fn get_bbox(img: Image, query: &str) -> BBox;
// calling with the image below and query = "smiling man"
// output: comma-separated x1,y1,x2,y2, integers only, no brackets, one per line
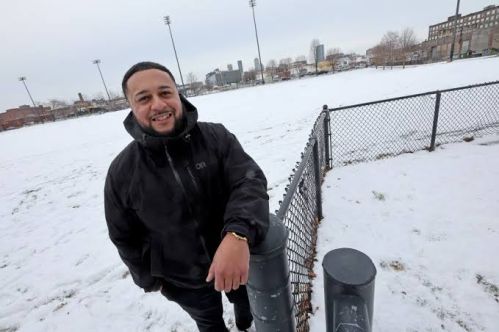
104,62,269,331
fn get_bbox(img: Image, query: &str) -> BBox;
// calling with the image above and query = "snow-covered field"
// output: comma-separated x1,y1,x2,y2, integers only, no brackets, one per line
309,134,499,331
1,57,498,331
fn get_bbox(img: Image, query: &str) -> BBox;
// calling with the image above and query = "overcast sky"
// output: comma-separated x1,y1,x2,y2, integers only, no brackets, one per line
0,0,496,111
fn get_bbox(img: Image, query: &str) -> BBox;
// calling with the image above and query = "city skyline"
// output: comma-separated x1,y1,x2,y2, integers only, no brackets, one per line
0,0,496,111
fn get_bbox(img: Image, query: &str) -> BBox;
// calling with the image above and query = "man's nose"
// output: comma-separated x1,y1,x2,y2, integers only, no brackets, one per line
151,95,167,110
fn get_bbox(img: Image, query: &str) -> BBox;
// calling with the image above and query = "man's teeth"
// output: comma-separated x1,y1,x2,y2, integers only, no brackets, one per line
153,112,172,121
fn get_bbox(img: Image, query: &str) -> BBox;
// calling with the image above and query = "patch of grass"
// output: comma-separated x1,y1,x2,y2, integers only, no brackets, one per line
372,190,386,201
379,259,406,272
476,274,499,303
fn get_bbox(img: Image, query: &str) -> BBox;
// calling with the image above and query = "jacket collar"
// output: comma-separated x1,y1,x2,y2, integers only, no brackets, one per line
123,94,198,148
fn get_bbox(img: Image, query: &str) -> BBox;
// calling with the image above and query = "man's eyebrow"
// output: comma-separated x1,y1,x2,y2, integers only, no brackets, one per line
134,85,173,98
134,89,149,97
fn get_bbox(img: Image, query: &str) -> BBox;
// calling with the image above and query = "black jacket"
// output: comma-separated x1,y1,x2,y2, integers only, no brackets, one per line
104,96,269,290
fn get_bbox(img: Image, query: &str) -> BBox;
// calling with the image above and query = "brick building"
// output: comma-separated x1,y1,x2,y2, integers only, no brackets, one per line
425,5,499,60
0,105,53,131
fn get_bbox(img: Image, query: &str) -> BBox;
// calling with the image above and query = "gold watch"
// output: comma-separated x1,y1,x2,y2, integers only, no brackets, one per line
228,231,248,242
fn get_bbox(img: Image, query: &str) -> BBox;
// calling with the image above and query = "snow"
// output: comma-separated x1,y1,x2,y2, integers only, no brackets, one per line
1,56,498,331
309,134,499,331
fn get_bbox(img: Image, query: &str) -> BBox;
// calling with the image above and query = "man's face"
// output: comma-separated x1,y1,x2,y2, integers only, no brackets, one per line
126,69,183,135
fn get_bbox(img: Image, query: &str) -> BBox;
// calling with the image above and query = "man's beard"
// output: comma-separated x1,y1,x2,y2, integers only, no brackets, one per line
141,111,186,137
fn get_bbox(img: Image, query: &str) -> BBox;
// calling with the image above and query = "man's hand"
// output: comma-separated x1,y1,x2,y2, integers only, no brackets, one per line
206,233,250,292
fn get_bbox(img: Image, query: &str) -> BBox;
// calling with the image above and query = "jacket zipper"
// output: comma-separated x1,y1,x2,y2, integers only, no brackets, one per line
164,145,212,263
186,165,200,193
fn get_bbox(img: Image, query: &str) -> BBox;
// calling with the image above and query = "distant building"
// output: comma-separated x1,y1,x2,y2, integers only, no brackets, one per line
237,60,243,74
227,64,233,71
0,105,53,130
254,57,262,71
205,68,242,86
315,44,325,62
425,5,499,60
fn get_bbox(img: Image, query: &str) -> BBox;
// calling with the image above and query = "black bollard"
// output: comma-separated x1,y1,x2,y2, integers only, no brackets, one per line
322,248,376,332
247,214,296,332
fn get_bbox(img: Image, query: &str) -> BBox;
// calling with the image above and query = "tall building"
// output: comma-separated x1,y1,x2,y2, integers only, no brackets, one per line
426,5,499,60
254,57,262,71
315,44,325,62
237,60,243,74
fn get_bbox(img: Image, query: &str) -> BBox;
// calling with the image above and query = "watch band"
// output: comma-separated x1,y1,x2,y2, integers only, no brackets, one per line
228,231,248,242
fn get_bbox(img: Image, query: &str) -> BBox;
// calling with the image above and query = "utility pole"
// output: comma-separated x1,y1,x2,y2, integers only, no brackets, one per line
92,59,111,101
18,76,36,107
449,0,461,62
249,0,265,84
164,16,186,92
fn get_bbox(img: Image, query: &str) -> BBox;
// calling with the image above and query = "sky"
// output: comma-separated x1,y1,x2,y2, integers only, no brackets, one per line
0,0,497,111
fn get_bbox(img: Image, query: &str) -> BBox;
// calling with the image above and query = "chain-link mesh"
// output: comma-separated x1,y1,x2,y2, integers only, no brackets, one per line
329,81,499,167
275,111,329,332
436,83,499,145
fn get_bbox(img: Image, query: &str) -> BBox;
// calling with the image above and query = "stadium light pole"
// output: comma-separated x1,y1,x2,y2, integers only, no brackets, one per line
92,59,111,101
449,0,461,62
18,76,36,107
249,0,265,84
164,15,186,91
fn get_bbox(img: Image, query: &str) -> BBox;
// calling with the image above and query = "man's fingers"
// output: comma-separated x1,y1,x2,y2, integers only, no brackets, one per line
232,278,240,291
215,272,225,292
240,270,249,285
224,276,232,292
206,265,214,283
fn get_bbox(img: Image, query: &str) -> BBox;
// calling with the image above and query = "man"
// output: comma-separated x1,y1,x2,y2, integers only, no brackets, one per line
104,61,269,331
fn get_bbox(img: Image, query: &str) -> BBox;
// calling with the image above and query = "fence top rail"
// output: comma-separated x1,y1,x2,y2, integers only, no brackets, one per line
328,79,499,112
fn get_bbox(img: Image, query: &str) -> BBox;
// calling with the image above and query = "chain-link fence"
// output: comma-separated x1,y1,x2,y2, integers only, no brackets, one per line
275,111,330,332
275,80,498,331
328,80,499,167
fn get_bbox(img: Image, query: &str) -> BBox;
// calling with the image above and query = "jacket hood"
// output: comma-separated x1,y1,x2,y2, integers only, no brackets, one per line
123,94,198,148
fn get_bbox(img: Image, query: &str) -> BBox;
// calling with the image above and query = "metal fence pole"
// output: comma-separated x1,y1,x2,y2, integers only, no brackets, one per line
322,105,332,170
322,248,376,332
313,139,323,220
247,214,296,332
429,91,442,152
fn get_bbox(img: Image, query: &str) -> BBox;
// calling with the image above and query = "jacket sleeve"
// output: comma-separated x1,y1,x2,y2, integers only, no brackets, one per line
219,126,269,246
104,171,158,291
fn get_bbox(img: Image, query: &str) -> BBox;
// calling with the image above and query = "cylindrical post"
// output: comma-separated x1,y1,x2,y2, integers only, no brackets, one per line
312,139,323,220
247,214,296,332
429,91,442,152
322,248,376,332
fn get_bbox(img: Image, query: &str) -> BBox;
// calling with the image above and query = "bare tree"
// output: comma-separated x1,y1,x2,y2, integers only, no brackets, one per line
278,58,292,79
369,44,388,68
399,28,418,68
266,59,277,79
108,90,124,100
243,70,257,83
326,48,342,72
381,31,400,68
187,72,198,85
48,99,68,109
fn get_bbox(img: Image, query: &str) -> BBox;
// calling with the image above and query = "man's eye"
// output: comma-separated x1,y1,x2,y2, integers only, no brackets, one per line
138,96,149,102
161,91,170,97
